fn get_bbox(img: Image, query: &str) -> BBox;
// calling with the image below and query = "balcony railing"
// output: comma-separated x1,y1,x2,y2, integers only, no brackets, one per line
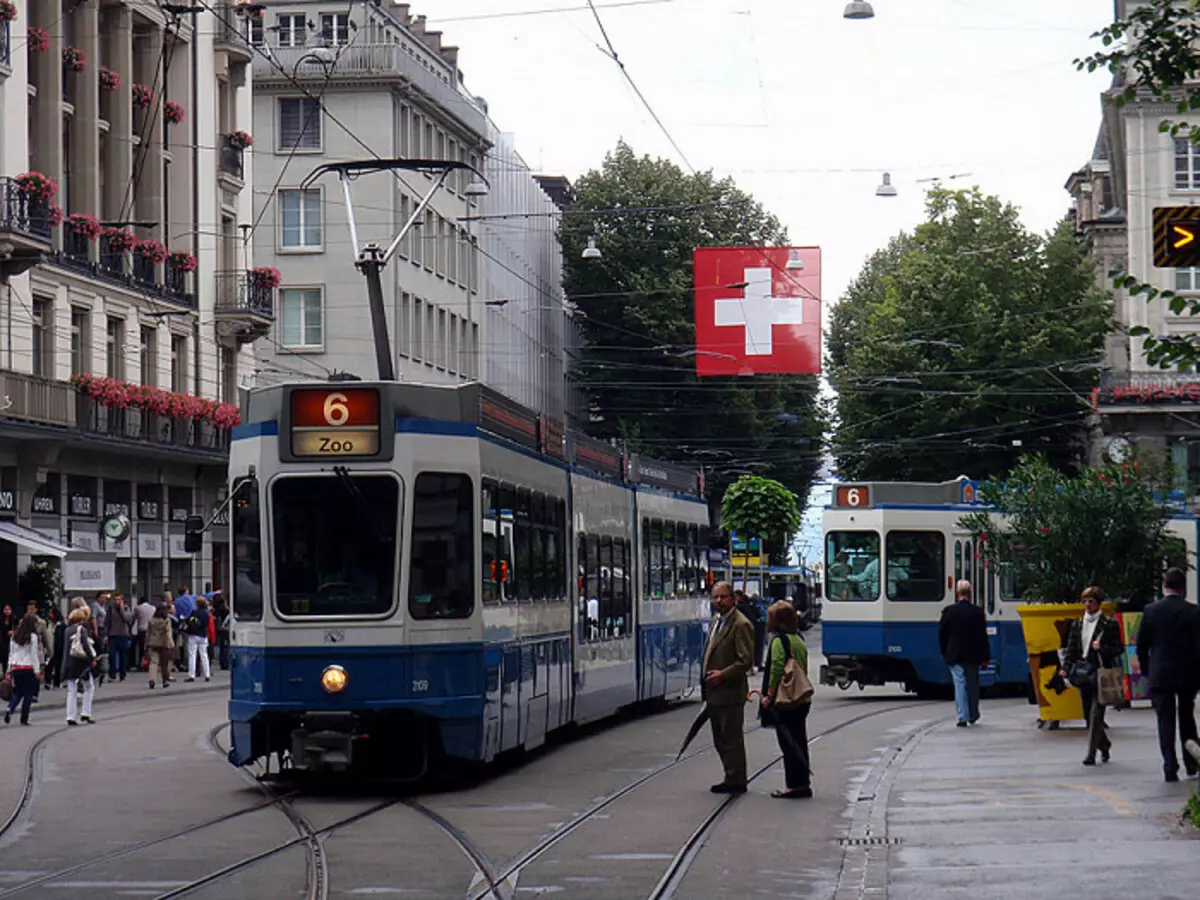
213,1,255,58
1095,370,1200,407
254,44,486,136
219,134,244,180
0,370,74,427
215,270,275,319
0,177,53,242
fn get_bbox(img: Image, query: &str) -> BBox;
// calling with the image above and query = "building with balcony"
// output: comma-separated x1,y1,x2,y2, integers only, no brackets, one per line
0,1,266,599
250,2,578,422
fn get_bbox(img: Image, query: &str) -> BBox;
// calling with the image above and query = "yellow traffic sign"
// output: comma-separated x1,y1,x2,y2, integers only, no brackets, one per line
1154,206,1200,267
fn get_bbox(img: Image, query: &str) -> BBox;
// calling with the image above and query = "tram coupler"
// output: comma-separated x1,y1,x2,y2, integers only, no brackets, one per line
290,712,358,772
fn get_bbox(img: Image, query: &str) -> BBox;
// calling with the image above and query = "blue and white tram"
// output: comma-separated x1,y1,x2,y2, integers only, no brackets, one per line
819,479,1199,695
224,381,711,773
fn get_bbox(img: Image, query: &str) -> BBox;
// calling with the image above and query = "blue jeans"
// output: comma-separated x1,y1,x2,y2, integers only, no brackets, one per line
949,663,980,723
108,635,130,678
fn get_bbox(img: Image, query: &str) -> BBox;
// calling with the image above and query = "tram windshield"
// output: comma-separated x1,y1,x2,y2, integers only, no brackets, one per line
825,532,880,601
272,474,400,617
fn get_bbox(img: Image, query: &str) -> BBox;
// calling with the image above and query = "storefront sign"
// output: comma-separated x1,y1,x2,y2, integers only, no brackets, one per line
168,533,191,559
69,525,100,552
0,490,16,513
171,507,191,523
105,501,131,517
107,533,132,558
137,530,163,559
69,494,93,516
63,555,116,592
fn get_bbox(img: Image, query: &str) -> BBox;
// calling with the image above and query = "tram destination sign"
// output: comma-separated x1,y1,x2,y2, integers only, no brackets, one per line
290,388,382,458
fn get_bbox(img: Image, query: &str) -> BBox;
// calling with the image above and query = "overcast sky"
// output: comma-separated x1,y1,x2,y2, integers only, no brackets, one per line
424,0,1118,566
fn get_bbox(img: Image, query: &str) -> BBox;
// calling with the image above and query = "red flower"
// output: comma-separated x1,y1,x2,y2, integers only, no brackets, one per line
28,27,49,54
99,67,121,93
132,83,155,110
135,239,168,264
164,100,186,125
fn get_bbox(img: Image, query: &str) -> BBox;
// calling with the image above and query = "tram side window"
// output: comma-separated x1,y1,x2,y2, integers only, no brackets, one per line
578,534,590,642
232,479,263,621
825,532,880,601
663,521,676,599
687,525,700,595
498,484,516,602
599,536,614,635
530,494,548,601
885,531,944,602
409,473,474,620
697,526,710,590
546,500,563,603
585,534,601,638
676,524,688,597
481,480,500,605
514,489,532,602
642,519,651,601
650,520,663,598
613,538,629,622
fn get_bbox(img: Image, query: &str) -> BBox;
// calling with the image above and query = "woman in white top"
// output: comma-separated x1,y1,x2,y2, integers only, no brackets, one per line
4,614,44,725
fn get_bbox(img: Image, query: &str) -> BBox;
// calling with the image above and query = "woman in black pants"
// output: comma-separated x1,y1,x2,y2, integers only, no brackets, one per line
760,601,813,798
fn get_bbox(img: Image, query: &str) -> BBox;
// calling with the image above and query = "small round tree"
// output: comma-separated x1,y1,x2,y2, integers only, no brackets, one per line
721,475,801,593
959,453,1182,605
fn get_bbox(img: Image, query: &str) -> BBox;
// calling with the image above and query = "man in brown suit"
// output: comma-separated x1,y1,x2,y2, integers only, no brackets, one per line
703,581,755,793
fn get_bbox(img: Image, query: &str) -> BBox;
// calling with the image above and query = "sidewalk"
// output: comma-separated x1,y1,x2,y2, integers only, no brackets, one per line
876,698,1199,899
24,668,229,712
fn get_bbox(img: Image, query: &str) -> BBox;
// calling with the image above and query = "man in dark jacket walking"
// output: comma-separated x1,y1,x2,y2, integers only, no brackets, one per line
1136,567,1200,782
939,580,990,727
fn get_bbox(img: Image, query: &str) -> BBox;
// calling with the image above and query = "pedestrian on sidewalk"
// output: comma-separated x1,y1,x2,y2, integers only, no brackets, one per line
4,614,44,725
105,593,134,682
45,606,65,689
938,579,990,727
1061,586,1123,766
146,602,175,689
0,603,16,672
62,605,97,725
212,592,231,670
1136,567,1200,782
134,594,154,671
702,581,754,794
760,600,813,799
185,597,212,683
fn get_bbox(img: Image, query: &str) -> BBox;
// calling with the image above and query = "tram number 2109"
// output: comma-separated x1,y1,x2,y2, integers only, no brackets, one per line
290,388,383,458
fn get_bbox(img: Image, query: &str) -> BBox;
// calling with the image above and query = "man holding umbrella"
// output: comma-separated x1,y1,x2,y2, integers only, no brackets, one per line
702,581,755,793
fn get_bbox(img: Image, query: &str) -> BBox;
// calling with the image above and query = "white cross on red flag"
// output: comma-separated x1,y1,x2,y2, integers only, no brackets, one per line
693,246,822,376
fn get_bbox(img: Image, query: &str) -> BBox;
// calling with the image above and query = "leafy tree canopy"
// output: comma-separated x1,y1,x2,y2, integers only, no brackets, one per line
721,475,802,546
827,187,1112,482
560,142,822,512
959,453,1181,605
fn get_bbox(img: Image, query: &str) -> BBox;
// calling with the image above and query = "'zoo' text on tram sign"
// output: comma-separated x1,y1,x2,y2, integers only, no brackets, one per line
290,388,381,458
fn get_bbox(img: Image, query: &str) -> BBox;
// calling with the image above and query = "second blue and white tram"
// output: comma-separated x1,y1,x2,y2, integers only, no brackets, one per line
223,381,712,773
820,479,1199,695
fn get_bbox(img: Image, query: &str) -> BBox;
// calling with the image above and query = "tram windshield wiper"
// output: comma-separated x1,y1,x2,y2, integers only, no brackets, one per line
332,465,394,544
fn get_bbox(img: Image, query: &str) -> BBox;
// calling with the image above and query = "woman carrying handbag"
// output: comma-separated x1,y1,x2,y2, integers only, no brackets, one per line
760,601,815,798
1060,586,1125,766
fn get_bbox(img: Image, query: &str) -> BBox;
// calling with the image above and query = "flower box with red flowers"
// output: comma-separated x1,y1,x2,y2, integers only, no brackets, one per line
167,250,198,273
132,83,155,110
135,239,168,264
0,1,18,24
98,67,121,93
15,172,58,204
65,213,102,241
164,100,186,125
226,130,253,150
62,46,87,72
69,375,242,431
27,27,49,54
102,227,137,254
248,266,282,289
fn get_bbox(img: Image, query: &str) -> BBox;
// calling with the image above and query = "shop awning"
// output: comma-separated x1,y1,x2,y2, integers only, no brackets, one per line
0,521,71,558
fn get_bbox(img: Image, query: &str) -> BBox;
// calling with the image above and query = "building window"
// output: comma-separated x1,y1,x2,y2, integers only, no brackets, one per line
140,325,157,386
278,97,322,151
437,308,447,368
106,317,124,380
1176,267,1200,293
278,188,323,250
171,335,187,393
398,291,412,356
424,302,435,365
423,211,434,270
449,313,460,374
1176,138,1200,190
221,346,237,402
276,14,307,47
32,298,53,378
413,297,424,360
320,13,349,46
70,307,90,375
245,14,264,46
280,288,324,349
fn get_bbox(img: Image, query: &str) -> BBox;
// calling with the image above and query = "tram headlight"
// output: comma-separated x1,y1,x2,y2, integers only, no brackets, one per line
321,665,348,694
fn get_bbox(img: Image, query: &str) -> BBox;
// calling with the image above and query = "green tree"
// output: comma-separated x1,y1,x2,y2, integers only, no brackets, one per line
827,188,1112,482
959,453,1180,605
721,475,801,588
560,143,823,514
1078,0,1200,369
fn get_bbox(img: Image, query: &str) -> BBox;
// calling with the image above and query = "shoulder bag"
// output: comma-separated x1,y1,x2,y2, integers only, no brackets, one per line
69,626,92,660
0,676,12,703
773,635,815,709
1097,664,1127,707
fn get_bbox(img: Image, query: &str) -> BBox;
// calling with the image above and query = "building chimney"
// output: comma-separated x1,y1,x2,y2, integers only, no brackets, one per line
440,45,458,68
393,2,410,25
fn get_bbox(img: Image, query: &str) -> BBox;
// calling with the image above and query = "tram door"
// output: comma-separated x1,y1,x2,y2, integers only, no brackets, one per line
953,534,1001,685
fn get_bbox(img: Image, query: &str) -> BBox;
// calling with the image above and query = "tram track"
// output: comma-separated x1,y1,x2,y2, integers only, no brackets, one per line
458,698,938,900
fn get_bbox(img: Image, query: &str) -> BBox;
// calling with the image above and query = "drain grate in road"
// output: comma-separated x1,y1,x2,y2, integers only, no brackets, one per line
837,836,899,847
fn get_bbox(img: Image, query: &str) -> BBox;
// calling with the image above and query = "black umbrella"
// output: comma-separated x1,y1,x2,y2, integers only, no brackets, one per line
675,704,710,760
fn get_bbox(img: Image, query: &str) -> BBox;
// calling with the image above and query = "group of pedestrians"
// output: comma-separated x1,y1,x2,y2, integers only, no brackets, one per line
939,569,1200,783
702,582,814,800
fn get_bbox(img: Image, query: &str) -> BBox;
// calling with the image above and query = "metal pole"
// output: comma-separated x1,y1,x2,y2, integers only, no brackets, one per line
356,245,395,381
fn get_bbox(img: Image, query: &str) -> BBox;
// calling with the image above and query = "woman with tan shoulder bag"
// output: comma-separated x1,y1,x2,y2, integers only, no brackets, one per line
760,601,815,798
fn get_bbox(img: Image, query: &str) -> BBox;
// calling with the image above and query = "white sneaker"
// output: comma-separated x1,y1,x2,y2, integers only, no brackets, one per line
1186,739,1200,766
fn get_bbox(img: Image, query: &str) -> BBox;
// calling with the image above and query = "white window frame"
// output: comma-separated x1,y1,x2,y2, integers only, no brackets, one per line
244,15,264,46
277,96,323,153
320,13,350,46
278,286,326,352
277,14,307,48
32,297,53,379
277,187,324,252
1176,267,1200,293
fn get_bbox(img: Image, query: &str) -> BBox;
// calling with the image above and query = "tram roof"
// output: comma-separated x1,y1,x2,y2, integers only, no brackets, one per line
825,478,978,510
245,380,704,496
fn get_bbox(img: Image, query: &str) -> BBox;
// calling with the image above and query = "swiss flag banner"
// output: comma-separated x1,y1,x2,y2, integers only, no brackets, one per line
693,246,822,376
